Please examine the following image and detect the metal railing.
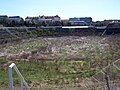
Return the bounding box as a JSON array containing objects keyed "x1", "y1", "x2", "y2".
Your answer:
[
  {"x1": 85, "y1": 58, "x2": 120, "y2": 90},
  {"x1": 8, "y1": 63, "x2": 30, "y2": 90}
]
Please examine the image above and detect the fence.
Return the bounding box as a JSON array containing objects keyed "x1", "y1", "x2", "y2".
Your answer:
[
  {"x1": 7, "y1": 59, "x2": 120, "y2": 90},
  {"x1": 8, "y1": 63, "x2": 30, "y2": 90},
  {"x1": 83, "y1": 58, "x2": 120, "y2": 90},
  {"x1": 58, "y1": 58, "x2": 120, "y2": 90},
  {"x1": 25, "y1": 58, "x2": 119, "y2": 90}
]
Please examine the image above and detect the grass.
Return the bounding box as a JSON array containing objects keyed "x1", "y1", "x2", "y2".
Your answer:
[
  {"x1": 0, "y1": 58, "x2": 119, "y2": 89},
  {"x1": 0, "y1": 58, "x2": 100, "y2": 87},
  {"x1": 1, "y1": 38, "x2": 48, "y2": 54},
  {"x1": 0, "y1": 35, "x2": 120, "y2": 89}
]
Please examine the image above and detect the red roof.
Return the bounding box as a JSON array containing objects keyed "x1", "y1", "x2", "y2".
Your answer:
[{"x1": 25, "y1": 15, "x2": 60, "y2": 20}]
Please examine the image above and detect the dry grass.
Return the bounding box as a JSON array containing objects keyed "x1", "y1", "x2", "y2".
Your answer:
[{"x1": 0, "y1": 35, "x2": 120, "y2": 90}]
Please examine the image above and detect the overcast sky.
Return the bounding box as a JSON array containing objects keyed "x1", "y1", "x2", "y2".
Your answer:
[{"x1": 0, "y1": 0, "x2": 120, "y2": 21}]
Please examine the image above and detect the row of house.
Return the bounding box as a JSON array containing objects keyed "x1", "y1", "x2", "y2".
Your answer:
[
  {"x1": 0, "y1": 15, "x2": 23, "y2": 21},
  {"x1": 25, "y1": 16, "x2": 93, "y2": 25},
  {"x1": 25, "y1": 15, "x2": 61, "y2": 23},
  {"x1": 104, "y1": 20, "x2": 120, "y2": 24},
  {"x1": 69, "y1": 17, "x2": 92, "y2": 25},
  {"x1": 0, "y1": 15, "x2": 93, "y2": 25},
  {"x1": 1, "y1": 14, "x2": 120, "y2": 26}
]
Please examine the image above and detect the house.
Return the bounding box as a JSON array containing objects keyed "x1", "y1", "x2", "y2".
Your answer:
[
  {"x1": 104, "y1": 20, "x2": 120, "y2": 25},
  {"x1": 0, "y1": 15, "x2": 8, "y2": 26},
  {"x1": 25, "y1": 15, "x2": 61, "y2": 22},
  {"x1": 0, "y1": 15, "x2": 8, "y2": 21},
  {"x1": 9, "y1": 16, "x2": 23, "y2": 21},
  {"x1": 0, "y1": 15, "x2": 8, "y2": 18},
  {"x1": 25, "y1": 16, "x2": 39, "y2": 22},
  {"x1": 79, "y1": 17, "x2": 92, "y2": 24},
  {"x1": 69, "y1": 17, "x2": 92, "y2": 25}
]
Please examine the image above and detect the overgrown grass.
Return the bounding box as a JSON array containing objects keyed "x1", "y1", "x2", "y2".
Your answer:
[
  {"x1": 0, "y1": 35, "x2": 120, "y2": 89},
  {"x1": 0, "y1": 58, "x2": 119, "y2": 89},
  {"x1": 0, "y1": 58, "x2": 101, "y2": 87}
]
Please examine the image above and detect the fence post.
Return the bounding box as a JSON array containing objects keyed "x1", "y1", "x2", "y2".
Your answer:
[
  {"x1": 8, "y1": 63, "x2": 30, "y2": 90},
  {"x1": 21, "y1": 79, "x2": 24, "y2": 90},
  {"x1": 8, "y1": 63, "x2": 15, "y2": 90}
]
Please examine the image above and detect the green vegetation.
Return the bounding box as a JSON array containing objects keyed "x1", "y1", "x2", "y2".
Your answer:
[
  {"x1": 0, "y1": 58, "x2": 119, "y2": 89},
  {"x1": 0, "y1": 35, "x2": 120, "y2": 89},
  {"x1": 0, "y1": 58, "x2": 100, "y2": 87}
]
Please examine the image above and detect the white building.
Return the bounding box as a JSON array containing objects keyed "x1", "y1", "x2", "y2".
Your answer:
[
  {"x1": 25, "y1": 15, "x2": 61, "y2": 22},
  {"x1": 9, "y1": 16, "x2": 23, "y2": 21}
]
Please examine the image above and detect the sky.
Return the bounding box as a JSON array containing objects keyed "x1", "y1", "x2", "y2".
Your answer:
[{"x1": 0, "y1": 0, "x2": 120, "y2": 21}]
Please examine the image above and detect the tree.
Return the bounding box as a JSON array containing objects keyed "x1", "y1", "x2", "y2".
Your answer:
[
  {"x1": 42, "y1": 21, "x2": 47, "y2": 26},
  {"x1": 0, "y1": 18, "x2": 8, "y2": 26}
]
